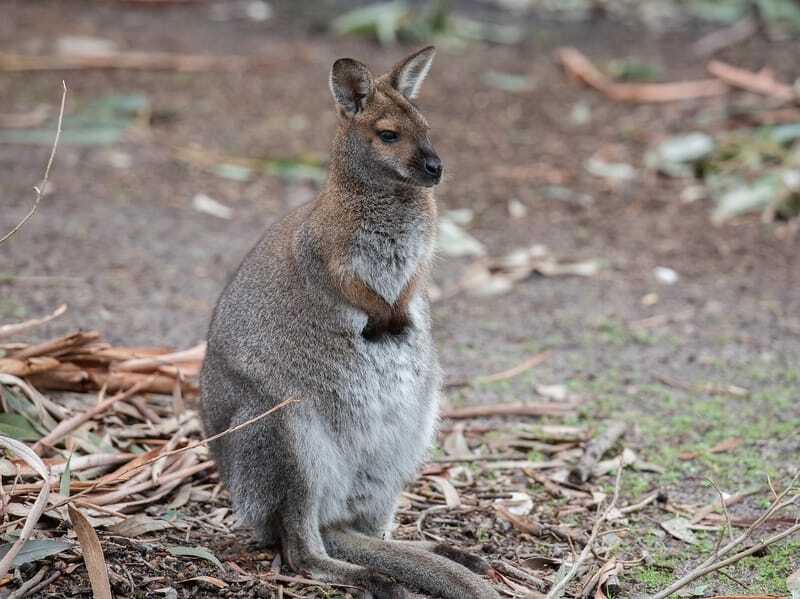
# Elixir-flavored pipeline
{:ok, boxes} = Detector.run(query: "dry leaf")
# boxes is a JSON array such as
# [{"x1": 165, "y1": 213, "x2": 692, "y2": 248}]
[
  {"x1": 68, "y1": 504, "x2": 113, "y2": 599},
  {"x1": 181, "y1": 576, "x2": 228, "y2": 589},
  {"x1": 660, "y1": 517, "x2": 699, "y2": 545},
  {"x1": 493, "y1": 492, "x2": 533, "y2": 516},
  {"x1": 426, "y1": 475, "x2": 461, "y2": 509}
]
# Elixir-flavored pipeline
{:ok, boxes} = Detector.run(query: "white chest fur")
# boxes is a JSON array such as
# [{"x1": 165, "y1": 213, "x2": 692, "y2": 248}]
[{"x1": 350, "y1": 215, "x2": 430, "y2": 305}]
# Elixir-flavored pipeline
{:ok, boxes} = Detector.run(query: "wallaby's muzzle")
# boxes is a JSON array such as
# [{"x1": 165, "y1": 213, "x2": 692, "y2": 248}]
[{"x1": 418, "y1": 148, "x2": 443, "y2": 186}]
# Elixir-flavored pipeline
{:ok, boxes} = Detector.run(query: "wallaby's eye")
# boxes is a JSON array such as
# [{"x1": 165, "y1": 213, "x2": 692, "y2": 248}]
[{"x1": 379, "y1": 130, "x2": 399, "y2": 143}]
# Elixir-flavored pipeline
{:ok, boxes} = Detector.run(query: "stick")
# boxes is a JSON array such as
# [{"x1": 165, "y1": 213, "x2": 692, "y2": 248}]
[
  {"x1": 545, "y1": 458, "x2": 624, "y2": 599},
  {"x1": 444, "y1": 351, "x2": 550, "y2": 389},
  {"x1": 569, "y1": 421, "x2": 626, "y2": 485},
  {"x1": 441, "y1": 402, "x2": 573, "y2": 419},
  {"x1": 557, "y1": 48, "x2": 727, "y2": 103},
  {"x1": 707, "y1": 60, "x2": 795, "y2": 101},
  {"x1": 32, "y1": 377, "x2": 156, "y2": 454},
  {"x1": 0, "y1": 82, "x2": 66, "y2": 245},
  {"x1": 495, "y1": 505, "x2": 588, "y2": 546},
  {"x1": 10, "y1": 331, "x2": 99, "y2": 360},
  {"x1": 0, "y1": 304, "x2": 67, "y2": 340},
  {"x1": 652, "y1": 521, "x2": 800, "y2": 599},
  {"x1": 112, "y1": 342, "x2": 206, "y2": 372},
  {"x1": 652, "y1": 473, "x2": 799, "y2": 599}
]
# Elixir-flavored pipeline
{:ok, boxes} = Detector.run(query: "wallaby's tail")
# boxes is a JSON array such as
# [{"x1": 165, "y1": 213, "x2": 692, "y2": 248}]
[{"x1": 324, "y1": 529, "x2": 500, "y2": 599}]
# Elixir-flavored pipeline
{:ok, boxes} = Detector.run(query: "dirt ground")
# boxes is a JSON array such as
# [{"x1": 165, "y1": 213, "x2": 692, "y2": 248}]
[{"x1": 1, "y1": 1, "x2": 799, "y2": 598}]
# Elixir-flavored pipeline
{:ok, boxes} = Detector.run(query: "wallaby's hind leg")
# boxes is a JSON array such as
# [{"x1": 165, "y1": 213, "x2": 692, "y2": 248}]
[
  {"x1": 281, "y1": 519, "x2": 409, "y2": 599},
  {"x1": 396, "y1": 540, "x2": 492, "y2": 575},
  {"x1": 324, "y1": 529, "x2": 500, "y2": 599}
]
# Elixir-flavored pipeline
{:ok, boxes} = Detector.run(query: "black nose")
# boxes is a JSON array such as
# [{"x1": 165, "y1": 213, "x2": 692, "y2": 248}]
[{"x1": 424, "y1": 156, "x2": 443, "y2": 178}]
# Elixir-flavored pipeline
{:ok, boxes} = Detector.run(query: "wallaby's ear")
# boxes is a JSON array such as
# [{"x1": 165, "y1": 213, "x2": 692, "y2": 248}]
[
  {"x1": 330, "y1": 58, "x2": 374, "y2": 117},
  {"x1": 387, "y1": 46, "x2": 435, "y2": 100}
]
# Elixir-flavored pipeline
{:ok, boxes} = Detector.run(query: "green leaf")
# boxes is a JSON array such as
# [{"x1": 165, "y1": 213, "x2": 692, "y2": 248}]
[
  {"x1": 167, "y1": 545, "x2": 224, "y2": 571},
  {"x1": 60, "y1": 453, "x2": 72, "y2": 498},
  {"x1": 265, "y1": 159, "x2": 326, "y2": 184},
  {"x1": 0, "y1": 414, "x2": 41, "y2": 441},
  {"x1": 482, "y1": 71, "x2": 534, "y2": 93},
  {"x1": 0, "y1": 538, "x2": 73, "y2": 567}
]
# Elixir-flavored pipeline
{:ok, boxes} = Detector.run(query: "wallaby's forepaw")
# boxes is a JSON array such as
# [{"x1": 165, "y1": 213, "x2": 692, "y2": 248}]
[
  {"x1": 362, "y1": 315, "x2": 411, "y2": 341},
  {"x1": 432, "y1": 544, "x2": 492, "y2": 574},
  {"x1": 360, "y1": 570, "x2": 410, "y2": 599}
]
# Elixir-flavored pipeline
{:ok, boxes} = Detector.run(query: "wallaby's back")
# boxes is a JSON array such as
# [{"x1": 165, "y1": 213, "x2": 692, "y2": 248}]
[{"x1": 200, "y1": 47, "x2": 499, "y2": 599}]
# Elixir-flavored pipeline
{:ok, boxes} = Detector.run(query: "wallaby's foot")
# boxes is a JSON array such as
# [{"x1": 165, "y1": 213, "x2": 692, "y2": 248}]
[
  {"x1": 359, "y1": 570, "x2": 410, "y2": 599},
  {"x1": 430, "y1": 544, "x2": 492, "y2": 575}
]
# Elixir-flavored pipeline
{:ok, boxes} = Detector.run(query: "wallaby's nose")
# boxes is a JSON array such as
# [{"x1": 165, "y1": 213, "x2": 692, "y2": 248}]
[{"x1": 424, "y1": 156, "x2": 443, "y2": 178}]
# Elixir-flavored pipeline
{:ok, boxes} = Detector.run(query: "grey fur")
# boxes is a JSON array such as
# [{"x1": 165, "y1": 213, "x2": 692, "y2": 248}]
[{"x1": 200, "y1": 48, "x2": 499, "y2": 599}]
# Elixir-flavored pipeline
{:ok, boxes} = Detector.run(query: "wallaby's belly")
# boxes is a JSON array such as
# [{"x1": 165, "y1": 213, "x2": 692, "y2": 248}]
[{"x1": 312, "y1": 296, "x2": 440, "y2": 531}]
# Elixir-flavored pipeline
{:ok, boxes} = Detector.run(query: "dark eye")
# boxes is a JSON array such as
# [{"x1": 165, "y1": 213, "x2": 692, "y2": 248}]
[{"x1": 379, "y1": 130, "x2": 399, "y2": 143}]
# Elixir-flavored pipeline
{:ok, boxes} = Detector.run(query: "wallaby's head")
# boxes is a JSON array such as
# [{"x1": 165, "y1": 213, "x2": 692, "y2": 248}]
[{"x1": 329, "y1": 46, "x2": 442, "y2": 188}]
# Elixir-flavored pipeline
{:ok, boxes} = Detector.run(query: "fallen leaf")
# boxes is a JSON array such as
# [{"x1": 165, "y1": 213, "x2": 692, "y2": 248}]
[
  {"x1": 108, "y1": 515, "x2": 172, "y2": 537},
  {"x1": 167, "y1": 545, "x2": 224, "y2": 571},
  {"x1": 493, "y1": 492, "x2": 533, "y2": 516},
  {"x1": 709, "y1": 437, "x2": 744, "y2": 454},
  {"x1": 0, "y1": 414, "x2": 41, "y2": 441},
  {"x1": 60, "y1": 452, "x2": 72, "y2": 497},
  {"x1": 442, "y1": 423, "x2": 472, "y2": 459},
  {"x1": 426, "y1": 475, "x2": 461, "y2": 509},
  {"x1": 69, "y1": 504, "x2": 112, "y2": 599},
  {"x1": 661, "y1": 517, "x2": 699, "y2": 545},
  {"x1": 437, "y1": 217, "x2": 486, "y2": 257},
  {"x1": 585, "y1": 158, "x2": 636, "y2": 181},
  {"x1": 654, "y1": 266, "x2": 679, "y2": 285},
  {"x1": 192, "y1": 193, "x2": 233, "y2": 219},
  {"x1": 482, "y1": 70, "x2": 535, "y2": 93},
  {"x1": 181, "y1": 576, "x2": 228, "y2": 589},
  {"x1": 0, "y1": 538, "x2": 73, "y2": 568}
]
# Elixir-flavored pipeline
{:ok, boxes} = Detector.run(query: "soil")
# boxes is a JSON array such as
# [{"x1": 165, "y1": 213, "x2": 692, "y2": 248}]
[{"x1": 1, "y1": 1, "x2": 798, "y2": 598}]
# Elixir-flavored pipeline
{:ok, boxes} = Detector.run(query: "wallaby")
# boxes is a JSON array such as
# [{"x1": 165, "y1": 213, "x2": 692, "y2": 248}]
[{"x1": 200, "y1": 47, "x2": 499, "y2": 599}]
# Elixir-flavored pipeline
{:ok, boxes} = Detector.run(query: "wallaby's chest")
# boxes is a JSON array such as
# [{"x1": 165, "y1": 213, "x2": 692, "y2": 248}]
[{"x1": 350, "y1": 216, "x2": 430, "y2": 305}]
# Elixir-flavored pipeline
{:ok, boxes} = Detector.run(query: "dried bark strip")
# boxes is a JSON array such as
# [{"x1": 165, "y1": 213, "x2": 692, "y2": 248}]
[{"x1": 569, "y1": 421, "x2": 626, "y2": 485}]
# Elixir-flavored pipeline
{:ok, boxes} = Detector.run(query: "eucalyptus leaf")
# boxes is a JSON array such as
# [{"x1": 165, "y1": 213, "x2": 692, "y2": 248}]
[
  {"x1": 0, "y1": 414, "x2": 41, "y2": 441},
  {"x1": 167, "y1": 545, "x2": 224, "y2": 571},
  {"x1": 0, "y1": 538, "x2": 73, "y2": 567}
]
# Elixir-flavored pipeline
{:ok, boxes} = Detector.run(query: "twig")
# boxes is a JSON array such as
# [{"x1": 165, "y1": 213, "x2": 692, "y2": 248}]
[
  {"x1": 32, "y1": 377, "x2": 156, "y2": 454},
  {"x1": 10, "y1": 569, "x2": 61, "y2": 598},
  {"x1": 568, "y1": 421, "x2": 626, "y2": 485},
  {"x1": 6, "y1": 567, "x2": 48, "y2": 599},
  {"x1": 652, "y1": 520, "x2": 800, "y2": 599},
  {"x1": 112, "y1": 342, "x2": 206, "y2": 372},
  {"x1": 707, "y1": 60, "x2": 795, "y2": 102},
  {"x1": 545, "y1": 457, "x2": 624, "y2": 599},
  {"x1": 10, "y1": 330, "x2": 99, "y2": 360},
  {"x1": 652, "y1": 473, "x2": 800, "y2": 599},
  {"x1": 557, "y1": 47, "x2": 727, "y2": 103},
  {"x1": 0, "y1": 81, "x2": 66, "y2": 245},
  {"x1": 495, "y1": 504, "x2": 588, "y2": 546},
  {"x1": 441, "y1": 402, "x2": 574, "y2": 419},
  {"x1": 444, "y1": 351, "x2": 550, "y2": 389},
  {"x1": 0, "y1": 304, "x2": 67, "y2": 340}
]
